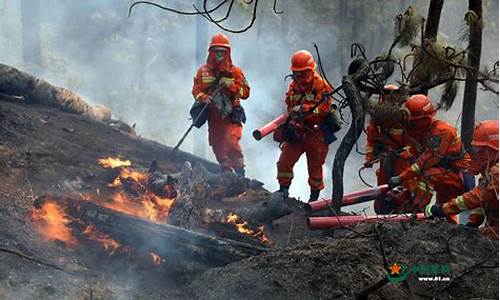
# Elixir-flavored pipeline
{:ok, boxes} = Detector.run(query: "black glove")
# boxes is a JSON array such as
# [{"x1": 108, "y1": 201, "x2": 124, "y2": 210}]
[
  {"x1": 388, "y1": 176, "x2": 402, "y2": 188},
  {"x1": 424, "y1": 204, "x2": 446, "y2": 218}
]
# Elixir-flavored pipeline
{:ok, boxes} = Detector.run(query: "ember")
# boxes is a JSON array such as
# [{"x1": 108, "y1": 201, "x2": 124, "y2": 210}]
[
  {"x1": 226, "y1": 213, "x2": 270, "y2": 244},
  {"x1": 149, "y1": 251, "x2": 164, "y2": 265},
  {"x1": 31, "y1": 200, "x2": 78, "y2": 248},
  {"x1": 83, "y1": 225, "x2": 122, "y2": 254}
]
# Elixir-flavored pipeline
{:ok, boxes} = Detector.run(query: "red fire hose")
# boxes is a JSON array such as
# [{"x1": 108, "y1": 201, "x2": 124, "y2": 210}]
[
  {"x1": 252, "y1": 113, "x2": 289, "y2": 140},
  {"x1": 306, "y1": 184, "x2": 390, "y2": 213},
  {"x1": 307, "y1": 213, "x2": 426, "y2": 230}
]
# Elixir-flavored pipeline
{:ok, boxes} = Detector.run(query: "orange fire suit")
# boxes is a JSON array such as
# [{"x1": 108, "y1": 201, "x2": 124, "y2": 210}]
[
  {"x1": 365, "y1": 122, "x2": 415, "y2": 213},
  {"x1": 399, "y1": 120, "x2": 470, "y2": 214},
  {"x1": 277, "y1": 73, "x2": 333, "y2": 190},
  {"x1": 192, "y1": 64, "x2": 250, "y2": 172},
  {"x1": 443, "y1": 163, "x2": 499, "y2": 239}
]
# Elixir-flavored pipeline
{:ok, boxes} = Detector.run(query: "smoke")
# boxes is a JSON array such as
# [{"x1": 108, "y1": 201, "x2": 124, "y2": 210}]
[{"x1": 0, "y1": 0, "x2": 497, "y2": 204}]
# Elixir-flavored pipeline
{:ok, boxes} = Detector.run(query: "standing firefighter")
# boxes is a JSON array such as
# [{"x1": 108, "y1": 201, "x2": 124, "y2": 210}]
[
  {"x1": 364, "y1": 84, "x2": 414, "y2": 213},
  {"x1": 389, "y1": 94, "x2": 470, "y2": 218},
  {"x1": 192, "y1": 33, "x2": 250, "y2": 176},
  {"x1": 426, "y1": 120, "x2": 499, "y2": 239},
  {"x1": 276, "y1": 50, "x2": 337, "y2": 202}
]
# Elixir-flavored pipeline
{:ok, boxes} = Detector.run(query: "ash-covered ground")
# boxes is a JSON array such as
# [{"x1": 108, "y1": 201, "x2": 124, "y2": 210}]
[{"x1": 0, "y1": 98, "x2": 497, "y2": 299}]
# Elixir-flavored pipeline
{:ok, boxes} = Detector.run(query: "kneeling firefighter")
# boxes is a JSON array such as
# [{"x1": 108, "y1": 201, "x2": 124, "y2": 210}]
[
  {"x1": 426, "y1": 120, "x2": 499, "y2": 239},
  {"x1": 191, "y1": 33, "x2": 250, "y2": 176},
  {"x1": 276, "y1": 50, "x2": 341, "y2": 202}
]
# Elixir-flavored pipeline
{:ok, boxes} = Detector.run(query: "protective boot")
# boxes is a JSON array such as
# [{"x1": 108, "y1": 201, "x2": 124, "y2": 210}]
[
  {"x1": 234, "y1": 167, "x2": 245, "y2": 177},
  {"x1": 308, "y1": 189, "x2": 320, "y2": 203},
  {"x1": 278, "y1": 185, "x2": 289, "y2": 200}
]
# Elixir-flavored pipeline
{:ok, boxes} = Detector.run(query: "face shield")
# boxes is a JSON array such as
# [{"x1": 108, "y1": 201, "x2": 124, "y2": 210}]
[
  {"x1": 293, "y1": 69, "x2": 314, "y2": 87},
  {"x1": 212, "y1": 47, "x2": 228, "y2": 63}
]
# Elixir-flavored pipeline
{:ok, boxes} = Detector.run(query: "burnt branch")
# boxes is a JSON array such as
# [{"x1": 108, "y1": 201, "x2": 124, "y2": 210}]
[
  {"x1": 331, "y1": 60, "x2": 370, "y2": 214},
  {"x1": 129, "y1": 0, "x2": 283, "y2": 34},
  {"x1": 128, "y1": 0, "x2": 230, "y2": 17}
]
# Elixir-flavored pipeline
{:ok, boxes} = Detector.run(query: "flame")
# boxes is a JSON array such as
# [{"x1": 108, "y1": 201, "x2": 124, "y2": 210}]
[
  {"x1": 32, "y1": 156, "x2": 177, "y2": 262},
  {"x1": 102, "y1": 193, "x2": 174, "y2": 223},
  {"x1": 98, "y1": 157, "x2": 175, "y2": 223},
  {"x1": 149, "y1": 252, "x2": 164, "y2": 265},
  {"x1": 83, "y1": 225, "x2": 121, "y2": 254},
  {"x1": 31, "y1": 200, "x2": 77, "y2": 248},
  {"x1": 98, "y1": 157, "x2": 131, "y2": 169},
  {"x1": 226, "y1": 213, "x2": 270, "y2": 244},
  {"x1": 108, "y1": 168, "x2": 148, "y2": 187}
]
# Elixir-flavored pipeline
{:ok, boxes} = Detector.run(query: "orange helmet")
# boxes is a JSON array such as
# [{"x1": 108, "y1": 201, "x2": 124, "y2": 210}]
[
  {"x1": 291, "y1": 50, "x2": 316, "y2": 72},
  {"x1": 404, "y1": 94, "x2": 436, "y2": 120},
  {"x1": 209, "y1": 33, "x2": 231, "y2": 49},
  {"x1": 472, "y1": 120, "x2": 499, "y2": 151}
]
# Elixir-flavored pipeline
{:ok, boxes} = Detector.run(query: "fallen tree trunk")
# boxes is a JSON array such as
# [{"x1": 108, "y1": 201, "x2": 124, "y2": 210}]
[
  {"x1": 37, "y1": 196, "x2": 268, "y2": 269},
  {"x1": 0, "y1": 64, "x2": 111, "y2": 122},
  {"x1": 76, "y1": 200, "x2": 267, "y2": 266},
  {"x1": 203, "y1": 192, "x2": 292, "y2": 225}
]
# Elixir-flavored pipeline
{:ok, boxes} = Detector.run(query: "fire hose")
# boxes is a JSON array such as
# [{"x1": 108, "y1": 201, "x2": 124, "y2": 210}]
[
  {"x1": 252, "y1": 85, "x2": 343, "y2": 141},
  {"x1": 307, "y1": 213, "x2": 425, "y2": 230},
  {"x1": 306, "y1": 184, "x2": 390, "y2": 213}
]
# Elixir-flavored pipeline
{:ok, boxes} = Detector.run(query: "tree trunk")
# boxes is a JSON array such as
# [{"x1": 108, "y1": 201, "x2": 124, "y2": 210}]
[
  {"x1": 424, "y1": 0, "x2": 444, "y2": 40},
  {"x1": 461, "y1": 0, "x2": 483, "y2": 151},
  {"x1": 21, "y1": 0, "x2": 42, "y2": 75},
  {"x1": 414, "y1": 0, "x2": 444, "y2": 95}
]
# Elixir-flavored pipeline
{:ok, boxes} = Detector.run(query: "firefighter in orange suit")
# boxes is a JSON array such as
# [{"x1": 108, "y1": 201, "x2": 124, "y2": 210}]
[
  {"x1": 364, "y1": 84, "x2": 414, "y2": 213},
  {"x1": 277, "y1": 50, "x2": 334, "y2": 202},
  {"x1": 389, "y1": 95, "x2": 470, "y2": 218},
  {"x1": 426, "y1": 120, "x2": 499, "y2": 239},
  {"x1": 192, "y1": 33, "x2": 250, "y2": 176}
]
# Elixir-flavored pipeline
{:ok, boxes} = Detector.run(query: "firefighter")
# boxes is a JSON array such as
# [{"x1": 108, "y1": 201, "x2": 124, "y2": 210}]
[
  {"x1": 364, "y1": 84, "x2": 414, "y2": 213},
  {"x1": 192, "y1": 33, "x2": 250, "y2": 176},
  {"x1": 425, "y1": 120, "x2": 499, "y2": 239},
  {"x1": 389, "y1": 94, "x2": 470, "y2": 216},
  {"x1": 276, "y1": 50, "x2": 336, "y2": 202}
]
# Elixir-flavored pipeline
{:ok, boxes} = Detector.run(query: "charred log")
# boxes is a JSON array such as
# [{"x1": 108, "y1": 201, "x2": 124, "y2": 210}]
[
  {"x1": 39, "y1": 196, "x2": 267, "y2": 269},
  {"x1": 203, "y1": 192, "x2": 292, "y2": 225},
  {"x1": 0, "y1": 64, "x2": 111, "y2": 122}
]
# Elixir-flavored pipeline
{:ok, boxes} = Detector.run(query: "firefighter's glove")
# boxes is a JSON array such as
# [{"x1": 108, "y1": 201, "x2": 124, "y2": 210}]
[
  {"x1": 465, "y1": 222, "x2": 480, "y2": 228},
  {"x1": 388, "y1": 176, "x2": 402, "y2": 188},
  {"x1": 197, "y1": 93, "x2": 211, "y2": 104},
  {"x1": 424, "y1": 204, "x2": 446, "y2": 218}
]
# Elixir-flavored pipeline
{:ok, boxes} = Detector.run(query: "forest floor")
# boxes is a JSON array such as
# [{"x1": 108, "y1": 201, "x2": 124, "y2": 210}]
[{"x1": 0, "y1": 98, "x2": 497, "y2": 299}]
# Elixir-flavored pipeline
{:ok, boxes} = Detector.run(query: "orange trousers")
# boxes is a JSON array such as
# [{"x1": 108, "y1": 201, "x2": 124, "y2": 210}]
[
  {"x1": 207, "y1": 107, "x2": 244, "y2": 172},
  {"x1": 277, "y1": 131, "x2": 328, "y2": 190}
]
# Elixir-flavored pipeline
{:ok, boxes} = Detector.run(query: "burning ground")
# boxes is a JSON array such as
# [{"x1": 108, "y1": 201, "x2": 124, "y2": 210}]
[{"x1": 0, "y1": 97, "x2": 498, "y2": 299}]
